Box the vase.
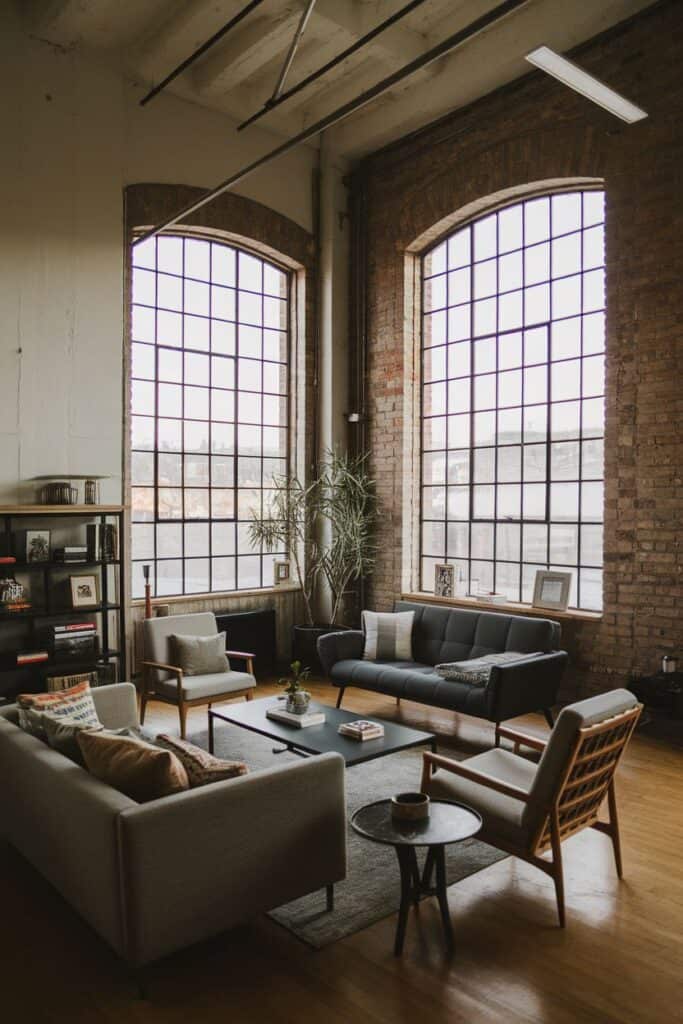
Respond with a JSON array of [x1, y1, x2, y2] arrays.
[[286, 690, 311, 715]]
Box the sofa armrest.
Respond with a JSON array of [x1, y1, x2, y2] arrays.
[[91, 682, 140, 731], [117, 752, 346, 967], [317, 630, 364, 675], [486, 651, 568, 722]]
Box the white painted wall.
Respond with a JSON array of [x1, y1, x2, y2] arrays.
[[0, 5, 316, 504]]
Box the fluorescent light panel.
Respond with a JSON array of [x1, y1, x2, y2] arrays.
[[525, 45, 648, 123]]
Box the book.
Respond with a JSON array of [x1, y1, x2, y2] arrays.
[[46, 670, 98, 693], [17, 651, 49, 665], [266, 707, 326, 728], [338, 719, 385, 741], [86, 523, 118, 562], [53, 622, 96, 633], [0, 556, 16, 564]]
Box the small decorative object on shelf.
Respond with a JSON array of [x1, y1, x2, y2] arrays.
[[142, 563, 153, 619], [84, 479, 98, 504], [26, 530, 50, 562], [278, 660, 311, 714], [0, 577, 25, 605], [391, 792, 430, 822], [338, 719, 385, 741], [532, 569, 572, 611], [661, 654, 678, 674], [39, 481, 78, 505], [69, 573, 99, 609], [434, 563, 454, 599], [274, 560, 290, 586]]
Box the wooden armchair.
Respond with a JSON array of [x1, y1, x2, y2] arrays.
[[421, 689, 642, 926], [140, 613, 256, 738]]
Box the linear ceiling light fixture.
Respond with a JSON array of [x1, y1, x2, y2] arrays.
[[525, 45, 647, 123]]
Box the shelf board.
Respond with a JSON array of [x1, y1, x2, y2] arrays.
[[1, 560, 120, 572], [0, 650, 121, 673], [0, 603, 121, 622], [0, 505, 124, 515]]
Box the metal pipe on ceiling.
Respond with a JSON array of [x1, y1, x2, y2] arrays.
[[133, 0, 530, 245], [139, 0, 266, 107], [271, 0, 317, 103], [238, 0, 430, 132]]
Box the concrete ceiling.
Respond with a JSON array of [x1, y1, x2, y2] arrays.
[[21, 0, 655, 160]]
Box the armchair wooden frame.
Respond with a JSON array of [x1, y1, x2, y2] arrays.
[[421, 704, 642, 926], [140, 650, 255, 739]]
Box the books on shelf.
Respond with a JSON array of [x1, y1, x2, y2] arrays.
[[17, 651, 49, 665], [0, 556, 16, 564], [46, 670, 98, 693], [86, 523, 118, 562], [338, 719, 385, 741], [53, 622, 96, 634], [266, 706, 326, 728], [54, 546, 89, 564]]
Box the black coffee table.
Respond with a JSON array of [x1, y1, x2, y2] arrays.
[[208, 696, 436, 767], [351, 799, 482, 955]]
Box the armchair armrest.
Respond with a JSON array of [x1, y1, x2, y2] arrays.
[[421, 751, 530, 802], [317, 630, 364, 676], [225, 650, 255, 674], [141, 660, 183, 701], [486, 651, 568, 723], [141, 660, 183, 675], [496, 725, 548, 752]]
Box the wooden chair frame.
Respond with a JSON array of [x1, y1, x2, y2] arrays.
[[140, 650, 255, 739], [421, 703, 642, 926]]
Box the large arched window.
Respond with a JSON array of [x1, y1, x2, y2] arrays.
[[420, 189, 605, 611], [130, 233, 289, 598]]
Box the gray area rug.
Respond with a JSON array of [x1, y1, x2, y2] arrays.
[[189, 719, 506, 949]]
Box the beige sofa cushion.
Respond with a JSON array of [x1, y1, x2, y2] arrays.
[[156, 734, 247, 787], [78, 729, 189, 803]]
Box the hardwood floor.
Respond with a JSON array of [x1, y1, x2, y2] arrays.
[[2, 679, 682, 1023]]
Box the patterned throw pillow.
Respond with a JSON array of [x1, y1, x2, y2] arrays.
[[77, 730, 189, 803], [170, 633, 230, 676], [17, 681, 100, 739], [155, 734, 248, 787], [435, 651, 542, 686], [362, 610, 414, 662], [42, 715, 103, 765]]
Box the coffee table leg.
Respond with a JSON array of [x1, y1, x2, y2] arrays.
[[434, 845, 454, 949], [394, 846, 416, 955], [208, 711, 214, 754]]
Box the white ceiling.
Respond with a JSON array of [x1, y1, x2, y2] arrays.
[[20, 0, 655, 160]]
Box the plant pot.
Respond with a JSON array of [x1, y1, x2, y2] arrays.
[[291, 624, 349, 674], [286, 690, 311, 714]]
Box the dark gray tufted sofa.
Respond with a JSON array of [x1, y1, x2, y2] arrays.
[[318, 600, 568, 738]]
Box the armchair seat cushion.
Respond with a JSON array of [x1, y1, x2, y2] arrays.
[[425, 748, 537, 845], [157, 670, 256, 702]]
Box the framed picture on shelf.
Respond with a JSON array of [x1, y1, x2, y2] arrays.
[[26, 530, 50, 563], [274, 560, 290, 586], [434, 563, 454, 599], [532, 570, 572, 611], [70, 573, 99, 609]]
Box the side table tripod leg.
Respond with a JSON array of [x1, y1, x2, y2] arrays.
[[434, 845, 454, 950], [394, 846, 415, 955]]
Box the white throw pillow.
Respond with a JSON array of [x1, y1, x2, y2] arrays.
[[362, 610, 414, 662]]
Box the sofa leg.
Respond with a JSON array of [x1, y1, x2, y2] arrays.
[[543, 707, 555, 730], [494, 723, 501, 748], [336, 688, 345, 709], [178, 703, 187, 739], [396, 697, 401, 707], [326, 884, 334, 912]]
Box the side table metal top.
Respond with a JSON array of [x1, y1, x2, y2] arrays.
[[351, 798, 481, 847]]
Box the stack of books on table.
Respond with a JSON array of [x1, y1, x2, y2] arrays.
[[266, 705, 325, 728], [39, 622, 99, 663], [53, 546, 89, 564], [338, 719, 385, 741]]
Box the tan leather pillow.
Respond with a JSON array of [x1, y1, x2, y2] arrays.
[[77, 730, 189, 803], [156, 733, 248, 787]]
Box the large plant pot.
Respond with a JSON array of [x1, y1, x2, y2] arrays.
[[291, 624, 348, 674]]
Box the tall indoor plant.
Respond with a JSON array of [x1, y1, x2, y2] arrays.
[[248, 450, 377, 667]]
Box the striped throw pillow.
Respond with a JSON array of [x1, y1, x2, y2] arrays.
[[362, 610, 414, 662]]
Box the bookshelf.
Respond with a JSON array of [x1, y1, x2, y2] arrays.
[[0, 506, 126, 698]]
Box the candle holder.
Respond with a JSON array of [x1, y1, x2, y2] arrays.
[[143, 564, 153, 619]]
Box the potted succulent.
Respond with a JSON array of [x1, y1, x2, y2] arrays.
[[249, 450, 377, 669], [279, 660, 312, 714]]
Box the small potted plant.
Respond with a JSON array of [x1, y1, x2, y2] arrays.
[[279, 660, 312, 714]]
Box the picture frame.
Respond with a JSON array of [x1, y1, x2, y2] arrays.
[[70, 573, 99, 609], [274, 560, 290, 586], [434, 563, 455, 599], [532, 570, 572, 611], [26, 530, 50, 563]]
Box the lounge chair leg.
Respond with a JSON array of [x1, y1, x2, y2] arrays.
[[246, 691, 253, 701], [178, 702, 187, 740], [550, 809, 566, 927], [607, 779, 623, 878], [139, 696, 148, 725], [396, 697, 401, 707], [543, 707, 555, 729], [336, 688, 345, 709]]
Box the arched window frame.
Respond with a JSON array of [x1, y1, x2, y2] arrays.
[[418, 187, 606, 612]]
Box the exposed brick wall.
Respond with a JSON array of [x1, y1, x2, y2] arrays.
[[354, 1, 683, 697]]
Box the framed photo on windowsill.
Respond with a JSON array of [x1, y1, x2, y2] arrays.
[[532, 570, 572, 611]]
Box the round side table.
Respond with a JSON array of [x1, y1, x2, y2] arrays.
[[351, 798, 481, 955]]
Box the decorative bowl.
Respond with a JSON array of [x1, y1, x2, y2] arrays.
[[390, 792, 430, 821]]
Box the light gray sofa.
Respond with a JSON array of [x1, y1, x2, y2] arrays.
[[0, 683, 346, 970], [318, 600, 568, 739]]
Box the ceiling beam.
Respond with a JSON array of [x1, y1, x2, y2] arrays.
[[314, 0, 427, 63]]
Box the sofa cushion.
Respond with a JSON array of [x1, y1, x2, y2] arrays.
[[170, 632, 229, 676], [362, 610, 414, 661], [156, 733, 248, 787], [330, 659, 489, 717], [78, 729, 190, 803]]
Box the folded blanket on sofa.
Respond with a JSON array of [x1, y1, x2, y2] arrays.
[[435, 651, 542, 685]]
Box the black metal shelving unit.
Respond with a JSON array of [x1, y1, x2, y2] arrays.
[[0, 505, 126, 698]]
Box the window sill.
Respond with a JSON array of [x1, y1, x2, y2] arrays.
[[402, 591, 602, 623], [131, 584, 301, 608]]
